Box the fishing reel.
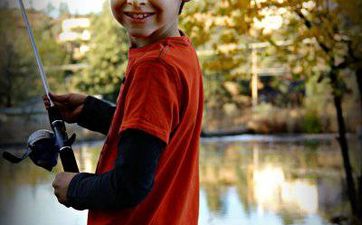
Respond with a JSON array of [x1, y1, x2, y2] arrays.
[[3, 129, 76, 171]]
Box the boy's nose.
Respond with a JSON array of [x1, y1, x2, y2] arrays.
[[127, 0, 147, 7]]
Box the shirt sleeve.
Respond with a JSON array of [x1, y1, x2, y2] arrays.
[[120, 60, 180, 144], [66, 129, 165, 210], [77, 96, 116, 135]]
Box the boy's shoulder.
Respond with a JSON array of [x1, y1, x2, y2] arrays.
[[129, 36, 197, 75]]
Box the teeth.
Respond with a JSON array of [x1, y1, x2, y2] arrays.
[[128, 13, 151, 19]]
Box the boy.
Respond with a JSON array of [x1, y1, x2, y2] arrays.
[[44, 0, 203, 224]]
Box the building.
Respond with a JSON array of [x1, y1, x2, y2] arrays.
[[58, 17, 91, 60]]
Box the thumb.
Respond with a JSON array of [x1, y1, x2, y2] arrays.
[[49, 92, 69, 102]]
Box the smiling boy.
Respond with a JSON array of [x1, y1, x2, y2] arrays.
[[48, 0, 203, 224]]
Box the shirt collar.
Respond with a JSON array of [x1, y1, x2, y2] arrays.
[[128, 30, 191, 58]]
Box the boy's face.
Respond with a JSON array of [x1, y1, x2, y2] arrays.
[[111, 0, 185, 38]]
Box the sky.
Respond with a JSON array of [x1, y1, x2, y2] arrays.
[[4, 0, 105, 15]]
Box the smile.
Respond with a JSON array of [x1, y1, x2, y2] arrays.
[[124, 12, 155, 20]]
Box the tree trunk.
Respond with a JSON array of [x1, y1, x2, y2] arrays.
[[354, 68, 362, 219], [330, 69, 360, 219], [5, 69, 12, 108], [6, 94, 12, 108], [356, 68, 362, 111], [359, 175, 362, 219]]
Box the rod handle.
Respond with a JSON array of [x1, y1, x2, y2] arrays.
[[59, 146, 79, 172]]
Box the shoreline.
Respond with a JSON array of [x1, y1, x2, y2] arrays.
[[1, 133, 359, 149]]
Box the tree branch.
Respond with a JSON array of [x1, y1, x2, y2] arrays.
[[294, 8, 331, 55]]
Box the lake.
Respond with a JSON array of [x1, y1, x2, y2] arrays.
[[0, 135, 360, 225]]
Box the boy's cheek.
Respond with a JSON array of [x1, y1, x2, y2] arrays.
[[111, 0, 125, 24], [111, 1, 124, 14]]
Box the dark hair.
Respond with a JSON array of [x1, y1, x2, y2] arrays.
[[178, 2, 186, 15]]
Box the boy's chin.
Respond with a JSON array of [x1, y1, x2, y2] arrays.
[[130, 33, 150, 39], [127, 28, 155, 39]]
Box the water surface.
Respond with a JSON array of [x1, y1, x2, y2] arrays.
[[0, 135, 358, 225]]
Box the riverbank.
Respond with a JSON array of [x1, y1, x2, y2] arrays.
[[1, 102, 360, 147], [201, 133, 360, 143]]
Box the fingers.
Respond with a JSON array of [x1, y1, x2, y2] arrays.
[[52, 173, 74, 208], [42, 92, 71, 108], [49, 92, 71, 104], [42, 95, 51, 109], [52, 174, 65, 205], [42, 94, 58, 109], [53, 188, 69, 207]]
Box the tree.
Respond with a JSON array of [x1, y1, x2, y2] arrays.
[[181, 0, 362, 221], [0, 8, 67, 107], [257, 0, 362, 219], [46, 2, 55, 15], [58, 2, 70, 17], [180, 0, 276, 113], [72, 3, 129, 102], [336, 0, 362, 108]]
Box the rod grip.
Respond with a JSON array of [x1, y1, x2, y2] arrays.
[[48, 106, 79, 172], [59, 147, 79, 172]]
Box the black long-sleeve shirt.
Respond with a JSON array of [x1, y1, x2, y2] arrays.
[[67, 96, 165, 210], [76, 96, 116, 135]]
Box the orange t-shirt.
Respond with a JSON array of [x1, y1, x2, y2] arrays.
[[88, 34, 204, 225]]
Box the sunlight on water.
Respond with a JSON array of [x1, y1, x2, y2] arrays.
[[1, 136, 358, 225]]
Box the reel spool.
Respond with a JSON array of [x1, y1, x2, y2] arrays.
[[3, 129, 76, 171]]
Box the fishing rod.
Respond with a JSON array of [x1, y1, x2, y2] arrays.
[[2, 0, 79, 173]]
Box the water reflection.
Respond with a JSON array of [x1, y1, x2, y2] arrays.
[[198, 139, 354, 225], [0, 137, 358, 225]]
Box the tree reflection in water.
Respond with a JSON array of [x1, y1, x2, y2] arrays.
[[199, 138, 355, 225], [0, 137, 358, 225]]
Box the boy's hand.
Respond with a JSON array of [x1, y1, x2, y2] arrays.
[[43, 93, 87, 123], [52, 172, 77, 207]]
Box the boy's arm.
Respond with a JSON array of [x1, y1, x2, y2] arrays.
[[77, 96, 116, 135], [66, 129, 165, 209]]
